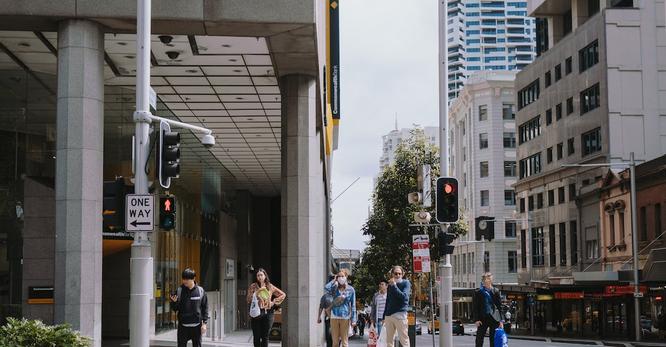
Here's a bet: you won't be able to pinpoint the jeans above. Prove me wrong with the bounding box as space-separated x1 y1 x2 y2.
177 324 201 347
376 318 384 337
250 311 274 347
475 317 499 347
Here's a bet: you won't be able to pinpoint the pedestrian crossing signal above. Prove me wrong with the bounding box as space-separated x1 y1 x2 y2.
159 196 176 230
436 177 459 223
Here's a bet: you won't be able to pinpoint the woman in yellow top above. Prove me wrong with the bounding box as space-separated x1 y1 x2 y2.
246 268 286 347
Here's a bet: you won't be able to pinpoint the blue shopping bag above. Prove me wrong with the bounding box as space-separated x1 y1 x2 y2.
494 327 508 347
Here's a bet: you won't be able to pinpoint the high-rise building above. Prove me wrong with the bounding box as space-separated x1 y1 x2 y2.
447 0 537 101
512 0 666 341
379 126 439 172
448 71 519 306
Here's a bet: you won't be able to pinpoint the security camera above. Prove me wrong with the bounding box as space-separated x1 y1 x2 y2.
201 134 215 148
158 35 173 45
166 51 180 60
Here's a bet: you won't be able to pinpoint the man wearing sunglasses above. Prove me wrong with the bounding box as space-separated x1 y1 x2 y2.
383 265 411 347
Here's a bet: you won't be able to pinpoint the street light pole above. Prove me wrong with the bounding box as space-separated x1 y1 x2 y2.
130 0 153 345
437 0 453 346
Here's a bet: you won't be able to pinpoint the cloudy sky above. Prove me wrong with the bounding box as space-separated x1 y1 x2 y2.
331 1 440 251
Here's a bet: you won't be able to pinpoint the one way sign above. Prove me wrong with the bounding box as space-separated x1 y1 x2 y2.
125 194 154 232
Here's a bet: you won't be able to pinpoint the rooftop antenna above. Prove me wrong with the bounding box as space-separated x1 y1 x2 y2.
394 112 398 131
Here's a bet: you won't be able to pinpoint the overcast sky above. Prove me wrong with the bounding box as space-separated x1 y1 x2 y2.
331 1 440 251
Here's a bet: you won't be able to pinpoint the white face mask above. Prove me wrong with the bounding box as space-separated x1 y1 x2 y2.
337 277 347 286
395 278 403 283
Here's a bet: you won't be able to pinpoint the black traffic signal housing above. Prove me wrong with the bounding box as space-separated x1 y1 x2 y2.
103 178 126 232
438 230 457 256
158 121 180 189
436 177 459 223
475 216 495 241
159 195 176 230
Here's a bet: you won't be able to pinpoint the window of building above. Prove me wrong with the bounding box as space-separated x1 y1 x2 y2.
508 251 518 273
582 127 602 156
480 161 489 177
518 115 541 144
547 147 553 163
557 143 563 160
558 186 566 204
608 213 616 246
519 152 542 179
528 195 534 211
640 206 647 241
559 223 567 266
569 183 576 200
566 97 574 115
548 189 555 206
589 0 600 15
579 40 599 72
545 71 552 87
567 137 575 156
505 190 516 206
504 161 517 177
586 237 599 259
479 105 488 121
506 221 517 238
580 83 600 114
521 229 527 268
532 227 545 267
556 103 563 120
503 103 515 120
481 190 490 206
571 221 578 265
518 79 540 109
554 64 562 81
549 224 557 267
480 133 489 149
546 109 552 125
519 198 525 213
537 193 544 209
503 132 516 148
484 251 490 272
618 211 625 245
535 18 549 56
565 57 573 75
656 204 662 240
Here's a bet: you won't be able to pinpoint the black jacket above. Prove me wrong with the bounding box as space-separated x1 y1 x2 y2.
171 284 209 325
472 286 503 322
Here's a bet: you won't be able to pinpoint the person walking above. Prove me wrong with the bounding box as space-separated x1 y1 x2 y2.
370 281 388 336
383 265 411 347
325 269 357 347
170 268 209 347
472 272 504 347
246 268 286 347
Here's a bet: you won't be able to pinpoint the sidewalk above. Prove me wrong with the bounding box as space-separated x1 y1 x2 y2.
151 329 280 347
508 334 666 347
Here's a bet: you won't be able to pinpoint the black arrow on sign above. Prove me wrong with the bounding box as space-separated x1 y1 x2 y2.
130 220 152 227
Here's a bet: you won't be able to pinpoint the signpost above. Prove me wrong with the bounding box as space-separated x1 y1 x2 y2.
125 194 154 232
413 234 431 273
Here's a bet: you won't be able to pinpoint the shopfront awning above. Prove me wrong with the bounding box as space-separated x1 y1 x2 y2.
643 247 666 283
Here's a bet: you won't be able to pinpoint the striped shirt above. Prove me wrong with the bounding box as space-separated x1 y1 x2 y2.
375 293 387 321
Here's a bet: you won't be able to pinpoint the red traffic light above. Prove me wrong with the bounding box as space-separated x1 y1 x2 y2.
160 196 176 213
444 183 454 194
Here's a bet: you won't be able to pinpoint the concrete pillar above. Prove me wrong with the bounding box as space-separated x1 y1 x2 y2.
54 19 104 346
548 15 565 48
281 74 325 346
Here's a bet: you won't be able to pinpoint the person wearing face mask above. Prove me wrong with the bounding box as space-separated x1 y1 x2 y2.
324 269 357 347
383 265 411 347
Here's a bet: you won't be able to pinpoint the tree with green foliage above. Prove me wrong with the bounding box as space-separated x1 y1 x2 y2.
352 129 468 304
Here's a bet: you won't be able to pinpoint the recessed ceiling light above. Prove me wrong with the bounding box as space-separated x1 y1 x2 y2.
186 69 198 73
247 118 253 121
229 58 238 62
18 42 30 47
222 44 231 48
236 97 244 100
125 55 135 59
233 69 242 73
117 42 128 46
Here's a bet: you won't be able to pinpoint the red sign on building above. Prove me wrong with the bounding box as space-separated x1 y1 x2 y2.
554 292 584 300
604 285 647 296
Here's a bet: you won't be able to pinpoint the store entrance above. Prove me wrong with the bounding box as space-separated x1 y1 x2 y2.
603 299 629 339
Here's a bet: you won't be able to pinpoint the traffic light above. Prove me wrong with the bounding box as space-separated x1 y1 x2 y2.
159 195 176 230
475 216 495 241
438 230 457 256
103 178 128 233
436 177 459 223
158 120 180 189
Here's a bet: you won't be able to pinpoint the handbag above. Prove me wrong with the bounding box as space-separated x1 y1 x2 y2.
376 323 387 347
249 292 261 318
493 327 508 347
367 327 377 347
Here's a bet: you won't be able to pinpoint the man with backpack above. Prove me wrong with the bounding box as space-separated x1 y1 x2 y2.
170 268 209 347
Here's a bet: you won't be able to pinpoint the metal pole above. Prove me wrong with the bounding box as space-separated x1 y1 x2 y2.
629 152 641 342
430 265 436 347
130 0 153 345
